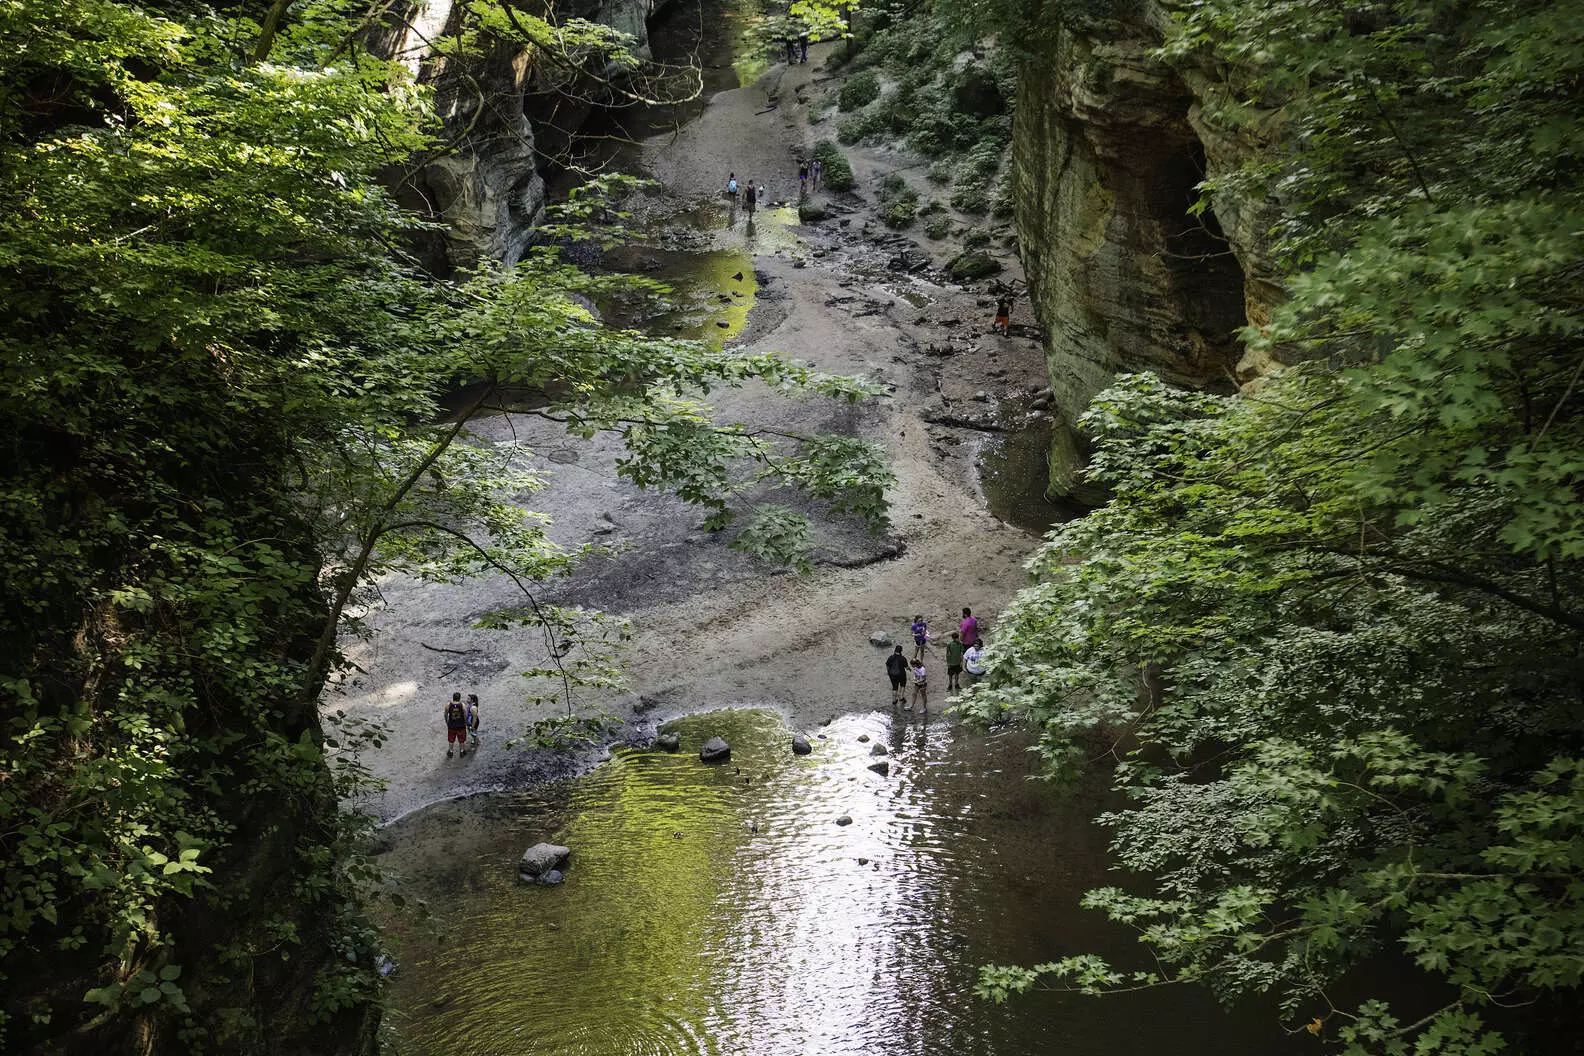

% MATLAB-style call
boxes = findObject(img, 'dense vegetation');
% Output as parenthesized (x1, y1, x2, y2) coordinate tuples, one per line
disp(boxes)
(829, 0, 1016, 217)
(0, 0, 886, 1049)
(963, 0, 1584, 1052)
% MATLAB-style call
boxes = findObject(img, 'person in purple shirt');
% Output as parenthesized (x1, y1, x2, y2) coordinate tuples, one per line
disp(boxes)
(960, 607, 979, 648)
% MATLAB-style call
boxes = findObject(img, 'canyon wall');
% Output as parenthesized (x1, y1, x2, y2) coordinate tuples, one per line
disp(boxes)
(1011, 4, 1284, 501)
(372, 0, 667, 272)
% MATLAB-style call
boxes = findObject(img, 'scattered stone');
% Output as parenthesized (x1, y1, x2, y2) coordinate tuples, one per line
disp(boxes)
(655, 732, 681, 752)
(817, 734, 827, 740)
(836, 815, 854, 826)
(519, 842, 571, 880)
(868, 761, 891, 776)
(868, 630, 893, 647)
(857, 857, 870, 865)
(857, 734, 870, 743)
(798, 202, 827, 222)
(541, 869, 564, 885)
(699, 736, 731, 763)
(870, 744, 889, 756)
(376, 955, 397, 979)
(973, 390, 990, 402)
(792, 735, 813, 755)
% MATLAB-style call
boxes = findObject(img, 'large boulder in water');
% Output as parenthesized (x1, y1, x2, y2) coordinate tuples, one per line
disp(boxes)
(655, 732, 681, 752)
(792, 735, 812, 755)
(519, 842, 570, 880)
(700, 736, 731, 763)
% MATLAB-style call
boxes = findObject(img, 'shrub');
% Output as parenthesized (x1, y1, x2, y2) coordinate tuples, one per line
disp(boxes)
(839, 69, 881, 110)
(811, 140, 856, 192)
(923, 214, 951, 239)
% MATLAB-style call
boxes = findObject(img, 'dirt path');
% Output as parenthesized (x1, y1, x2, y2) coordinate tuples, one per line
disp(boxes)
(330, 45, 1055, 823)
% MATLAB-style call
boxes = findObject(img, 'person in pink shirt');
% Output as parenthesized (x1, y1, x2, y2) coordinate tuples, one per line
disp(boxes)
(960, 607, 979, 648)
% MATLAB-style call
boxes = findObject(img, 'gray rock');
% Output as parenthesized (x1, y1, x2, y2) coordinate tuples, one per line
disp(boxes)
(870, 744, 889, 756)
(540, 869, 564, 885)
(792, 735, 813, 755)
(519, 842, 570, 879)
(655, 732, 681, 752)
(857, 734, 870, 743)
(868, 630, 893, 647)
(700, 736, 731, 763)
(868, 761, 891, 776)
(836, 815, 854, 826)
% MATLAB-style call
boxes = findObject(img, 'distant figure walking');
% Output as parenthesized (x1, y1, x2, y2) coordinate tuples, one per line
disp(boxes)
(811, 158, 822, 190)
(993, 294, 1013, 335)
(784, 34, 797, 64)
(910, 614, 929, 661)
(745, 180, 758, 214)
(798, 160, 809, 198)
(798, 28, 809, 63)
(885, 645, 909, 706)
(911, 657, 929, 712)
(465, 693, 481, 753)
(727, 172, 739, 200)
(443, 692, 467, 758)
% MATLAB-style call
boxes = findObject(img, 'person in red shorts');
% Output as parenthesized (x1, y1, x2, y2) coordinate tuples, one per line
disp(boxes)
(443, 692, 468, 758)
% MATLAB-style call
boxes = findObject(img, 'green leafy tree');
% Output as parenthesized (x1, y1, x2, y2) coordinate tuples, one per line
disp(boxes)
(0, 0, 889, 1049)
(961, 0, 1584, 1052)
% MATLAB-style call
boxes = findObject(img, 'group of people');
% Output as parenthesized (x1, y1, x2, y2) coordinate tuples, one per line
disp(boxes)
(441, 692, 482, 758)
(783, 28, 810, 64)
(725, 172, 764, 214)
(885, 607, 986, 712)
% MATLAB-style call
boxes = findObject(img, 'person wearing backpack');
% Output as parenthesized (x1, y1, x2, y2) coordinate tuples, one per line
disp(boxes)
(443, 692, 468, 758)
(884, 645, 909, 707)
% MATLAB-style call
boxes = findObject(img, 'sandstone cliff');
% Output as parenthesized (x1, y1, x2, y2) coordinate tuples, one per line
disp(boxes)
(1011, 4, 1283, 501)
(371, 0, 666, 272)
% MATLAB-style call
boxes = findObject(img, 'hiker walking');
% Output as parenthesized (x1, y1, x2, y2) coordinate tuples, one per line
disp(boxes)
(745, 180, 758, 214)
(443, 692, 467, 758)
(798, 160, 809, 198)
(798, 28, 809, 63)
(811, 158, 822, 190)
(465, 693, 481, 753)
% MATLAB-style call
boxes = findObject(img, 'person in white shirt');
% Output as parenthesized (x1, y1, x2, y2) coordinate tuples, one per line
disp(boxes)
(964, 641, 986, 682)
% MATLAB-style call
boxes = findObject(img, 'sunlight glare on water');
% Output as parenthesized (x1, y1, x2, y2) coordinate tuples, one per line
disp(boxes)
(380, 709, 1301, 1056)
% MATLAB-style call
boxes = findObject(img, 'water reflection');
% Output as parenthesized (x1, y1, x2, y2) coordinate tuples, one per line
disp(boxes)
(380, 709, 1302, 1055)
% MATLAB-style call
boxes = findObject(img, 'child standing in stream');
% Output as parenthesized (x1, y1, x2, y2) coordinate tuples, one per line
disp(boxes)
(910, 656, 929, 712)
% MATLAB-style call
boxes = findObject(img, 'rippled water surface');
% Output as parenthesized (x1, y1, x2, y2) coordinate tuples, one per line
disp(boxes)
(379, 710, 1302, 1055)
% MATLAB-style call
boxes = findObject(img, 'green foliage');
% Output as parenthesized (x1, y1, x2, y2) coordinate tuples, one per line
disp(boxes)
(876, 173, 919, 228)
(0, 0, 891, 1048)
(811, 139, 857, 192)
(839, 68, 882, 110)
(962, 0, 1584, 1051)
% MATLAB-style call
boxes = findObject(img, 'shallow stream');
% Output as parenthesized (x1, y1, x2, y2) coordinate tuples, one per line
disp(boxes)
(379, 710, 1302, 1055)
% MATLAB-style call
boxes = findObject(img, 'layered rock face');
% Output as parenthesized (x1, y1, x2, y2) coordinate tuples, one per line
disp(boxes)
(1011, 6, 1283, 500)
(371, 0, 664, 272)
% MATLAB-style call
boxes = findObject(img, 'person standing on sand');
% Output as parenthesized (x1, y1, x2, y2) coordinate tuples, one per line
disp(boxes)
(885, 645, 909, 706)
(443, 692, 467, 758)
(910, 614, 929, 661)
(944, 631, 965, 692)
(465, 693, 481, 754)
(911, 656, 929, 712)
(960, 606, 979, 648)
